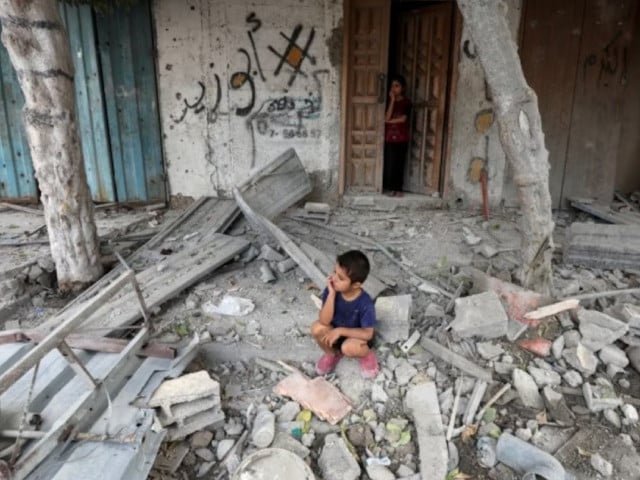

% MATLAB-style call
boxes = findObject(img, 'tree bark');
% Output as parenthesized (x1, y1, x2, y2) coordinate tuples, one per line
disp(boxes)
(0, 0, 103, 291)
(456, 0, 554, 294)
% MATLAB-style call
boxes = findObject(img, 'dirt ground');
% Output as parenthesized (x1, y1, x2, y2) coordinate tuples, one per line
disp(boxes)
(2, 200, 640, 479)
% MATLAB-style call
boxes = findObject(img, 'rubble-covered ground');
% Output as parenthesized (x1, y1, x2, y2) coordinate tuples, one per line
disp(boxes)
(2, 200, 640, 480)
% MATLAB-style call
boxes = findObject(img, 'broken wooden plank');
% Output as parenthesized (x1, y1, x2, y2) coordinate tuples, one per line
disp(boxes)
(0, 202, 43, 216)
(420, 337, 493, 382)
(39, 234, 249, 336)
(523, 298, 580, 321)
(297, 240, 387, 299)
(569, 198, 640, 225)
(564, 222, 640, 270)
(234, 188, 325, 288)
(0, 331, 175, 359)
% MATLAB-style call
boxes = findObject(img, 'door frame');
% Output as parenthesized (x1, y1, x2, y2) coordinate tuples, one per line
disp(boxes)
(339, 0, 462, 197)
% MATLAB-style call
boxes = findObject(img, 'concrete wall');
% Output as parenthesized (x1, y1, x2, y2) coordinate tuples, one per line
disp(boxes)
(447, 0, 522, 208)
(154, 0, 343, 200)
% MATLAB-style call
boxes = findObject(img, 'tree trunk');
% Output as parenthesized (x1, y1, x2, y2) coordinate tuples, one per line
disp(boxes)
(456, 0, 554, 294)
(0, 0, 103, 291)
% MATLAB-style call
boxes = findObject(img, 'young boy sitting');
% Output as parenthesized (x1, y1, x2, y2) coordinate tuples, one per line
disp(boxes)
(310, 250, 379, 378)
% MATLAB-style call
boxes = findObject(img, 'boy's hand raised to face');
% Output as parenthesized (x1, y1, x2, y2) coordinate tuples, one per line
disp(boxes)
(326, 275, 336, 294)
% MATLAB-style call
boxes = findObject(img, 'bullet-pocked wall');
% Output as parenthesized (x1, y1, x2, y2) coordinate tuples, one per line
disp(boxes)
(154, 0, 343, 200)
(447, 0, 522, 208)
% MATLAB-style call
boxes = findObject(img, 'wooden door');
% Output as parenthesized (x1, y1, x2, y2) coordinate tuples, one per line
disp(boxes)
(344, 0, 390, 192)
(398, 3, 453, 194)
(521, 0, 637, 207)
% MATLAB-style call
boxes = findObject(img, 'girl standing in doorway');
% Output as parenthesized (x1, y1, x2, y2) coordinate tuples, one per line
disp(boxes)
(383, 74, 411, 197)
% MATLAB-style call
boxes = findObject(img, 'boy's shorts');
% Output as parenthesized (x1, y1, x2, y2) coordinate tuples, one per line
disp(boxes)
(333, 335, 375, 353)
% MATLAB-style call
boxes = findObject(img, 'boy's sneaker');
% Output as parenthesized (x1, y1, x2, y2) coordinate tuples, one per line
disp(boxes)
(359, 351, 380, 379)
(316, 353, 343, 375)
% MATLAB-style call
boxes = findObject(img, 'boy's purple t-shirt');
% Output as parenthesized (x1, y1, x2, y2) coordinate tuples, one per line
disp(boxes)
(321, 288, 376, 329)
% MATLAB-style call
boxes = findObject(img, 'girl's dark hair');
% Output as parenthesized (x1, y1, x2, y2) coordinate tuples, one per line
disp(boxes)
(390, 74, 407, 91)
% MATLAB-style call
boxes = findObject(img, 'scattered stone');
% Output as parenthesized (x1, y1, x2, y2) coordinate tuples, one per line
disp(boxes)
(583, 379, 623, 412)
(478, 422, 501, 438)
(552, 336, 565, 360)
(477, 436, 497, 468)
(216, 438, 235, 460)
(149, 371, 220, 417)
(541, 387, 574, 425)
(531, 426, 575, 453)
(512, 368, 544, 409)
(563, 330, 581, 348)
(527, 366, 561, 388)
(599, 344, 629, 368)
(563, 370, 583, 388)
(603, 409, 622, 429)
(563, 344, 598, 376)
(272, 431, 311, 459)
(619, 378, 631, 389)
(366, 464, 396, 480)
(251, 405, 276, 448)
(590, 453, 613, 477)
(277, 258, 297, 273)
(462, 226, 482, 246)
(276, 401, 301, 422)
(629, 346, 640, 374)
(241, 244, 259, 263)
(578, 309, 628, 352)
(190, 430, 214, 449)
(622, 404, 639, 425)
(477, 342, 505, 360)
(318, 433, 361, 480)
(451, 291, 508, 339)
(301, 432, 315, 447)
(260, 244, 285, 262)
(375, 295, 412, 343)
(194, 448, 215, 462)
(260, 263, 277, 283)
(619, 303, 640, 329)
(395, 360, 418, 386)
(476, 244, 498, 258)
(372, 383, 389, 403)
(515, 428, 532, 442)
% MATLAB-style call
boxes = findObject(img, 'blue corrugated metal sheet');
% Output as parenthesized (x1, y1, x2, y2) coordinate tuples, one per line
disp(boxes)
(60, 3, 116, 203)
(96, 0, 166, 203)
(0, 43, 37, 201)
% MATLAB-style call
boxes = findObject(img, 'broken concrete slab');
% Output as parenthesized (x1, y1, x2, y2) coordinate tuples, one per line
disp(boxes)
(404, 382, 448, 480)
(375, 295, 412, 343)
(273, 371, 352, 425)
(512, 368, 544, 409)
(564, 222, 640, 270)
(149, 371, 221, 417)
(420, 337, 493, 382)
(158, 396, 219, 427)
(450, 291, 508, 339)
(578, 309, 629, 352)
(318, 433, 361, 480)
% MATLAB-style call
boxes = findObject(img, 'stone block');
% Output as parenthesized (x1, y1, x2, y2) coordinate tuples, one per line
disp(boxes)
(158, 395, 220, 427)
(375, 295, 412, 343)
(562, 344, 598, 376)
(451, 291, 508, 339)
(527, 366, 561, 388)
(318, 433, 361, 480)
(578, 309, 628, 352)
(277, 258, 297, 273)
(404, 382, 448, 480)
(260, 244, 285, 262)
(512, 368, 544, 409)
(149, 371, 220, 416)
(165, 407, 225, 441)
(599, 344, 629, 368)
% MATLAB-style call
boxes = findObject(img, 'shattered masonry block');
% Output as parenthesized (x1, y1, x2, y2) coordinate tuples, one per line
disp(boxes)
(149, 371, 220, 417)
(318, 433, 361, 480)
(375, 295, 412, 343)
(578, 309, 628, 352)
(260, 244, 285, 262)
(165, 407, 226, 442)
(277, 258, 297, 273)
(451, 291, 508, 339)
(158, 395, 220, 427)
(404, 382, 448, 479)
(304, 202, 331, 214)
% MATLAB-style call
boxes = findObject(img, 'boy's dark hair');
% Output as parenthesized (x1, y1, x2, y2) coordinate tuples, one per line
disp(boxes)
(337, 250, 370, 284)
(390, 73, 407, 92)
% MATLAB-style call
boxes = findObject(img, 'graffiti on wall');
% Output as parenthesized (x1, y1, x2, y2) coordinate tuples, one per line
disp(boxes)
(583, 30, 628, 88)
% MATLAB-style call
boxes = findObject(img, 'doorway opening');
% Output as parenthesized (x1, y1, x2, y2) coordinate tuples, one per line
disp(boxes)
(340, 0, 458, 196)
